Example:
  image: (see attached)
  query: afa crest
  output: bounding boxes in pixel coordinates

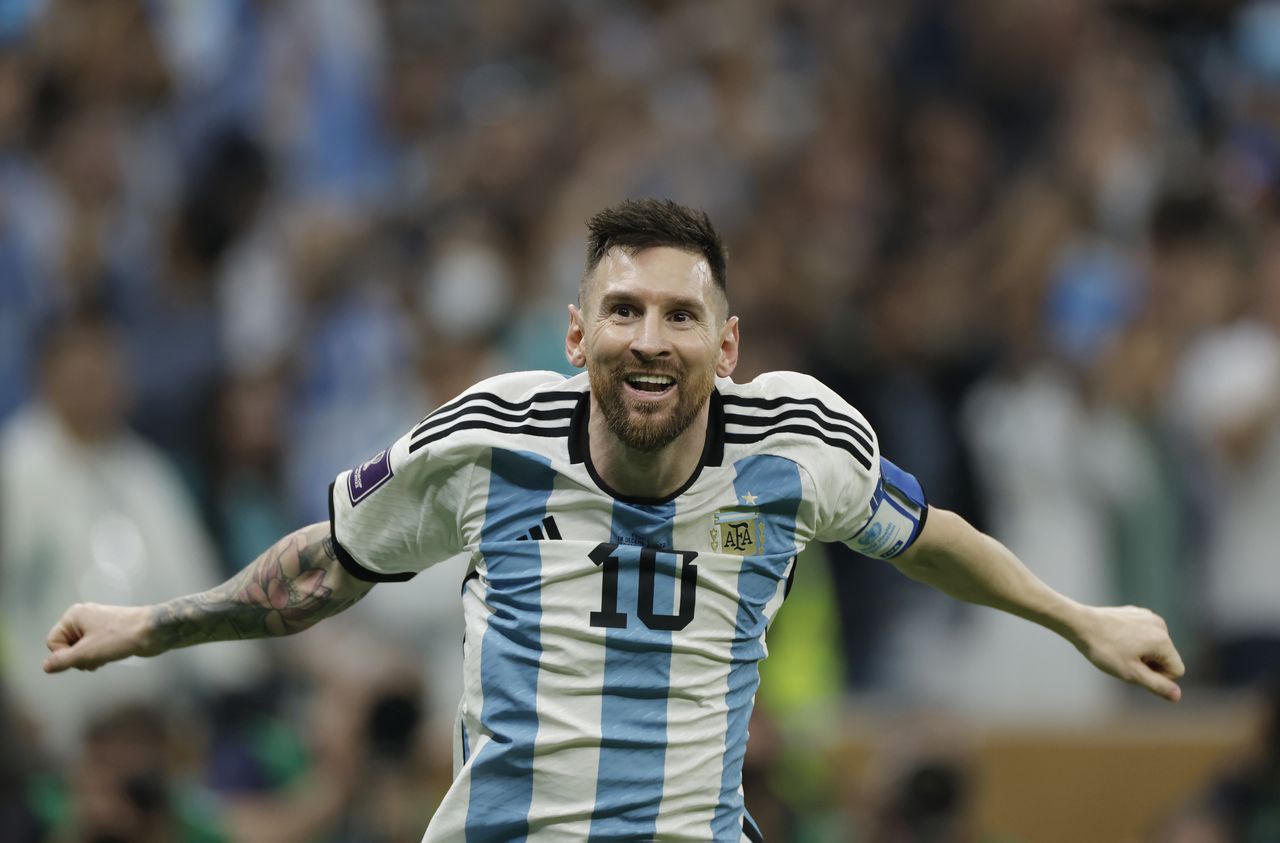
[710,508,766,556]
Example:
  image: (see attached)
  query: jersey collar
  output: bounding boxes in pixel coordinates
[568,389,725,505]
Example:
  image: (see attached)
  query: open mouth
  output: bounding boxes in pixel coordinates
[624,373,676,397]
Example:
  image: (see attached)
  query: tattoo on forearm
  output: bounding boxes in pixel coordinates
[150,526,367,649]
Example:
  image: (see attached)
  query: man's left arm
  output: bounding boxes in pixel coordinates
[890,506,1185,702]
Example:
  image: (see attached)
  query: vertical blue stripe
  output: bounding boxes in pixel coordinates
[712,456,801,839]
[465,449,557,842]
[589,499,678,841]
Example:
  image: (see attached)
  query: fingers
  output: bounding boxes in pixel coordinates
[44,633,111,673]
[43,644,84,674]
[1136,625,1185,702]
[1135,661,1182,703]
[44,609,84,673]
[42,603,107,673]
[1085,605,1188,702]
[44,605,84,672]
[1144,649,1186,682]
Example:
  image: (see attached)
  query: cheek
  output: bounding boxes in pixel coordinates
[683,333,722,363]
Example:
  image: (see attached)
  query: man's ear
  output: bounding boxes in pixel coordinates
[715,315,739,377]
[565,304,587,368]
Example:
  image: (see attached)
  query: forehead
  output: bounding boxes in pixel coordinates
[585,246,718,309]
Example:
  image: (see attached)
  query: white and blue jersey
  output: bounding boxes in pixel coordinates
[328,370,927,842]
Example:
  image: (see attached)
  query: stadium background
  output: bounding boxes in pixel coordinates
[2,0,1279,840]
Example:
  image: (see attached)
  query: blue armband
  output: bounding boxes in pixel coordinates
[848,457,928,559]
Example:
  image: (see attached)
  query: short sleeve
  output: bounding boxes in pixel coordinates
[328,422,473,583]
[786,374,928,560]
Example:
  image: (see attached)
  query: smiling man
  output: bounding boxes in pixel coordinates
[571,214,736,497]
[43,199,1184,842]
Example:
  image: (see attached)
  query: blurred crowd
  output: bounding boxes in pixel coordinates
[3,0,1280,840]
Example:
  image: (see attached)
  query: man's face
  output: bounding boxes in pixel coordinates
[567,246,738,452]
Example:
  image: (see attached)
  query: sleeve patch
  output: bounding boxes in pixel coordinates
[849,458,927,559]
[347,447,393,505]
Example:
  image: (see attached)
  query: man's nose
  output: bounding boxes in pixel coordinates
[629,312,671,360]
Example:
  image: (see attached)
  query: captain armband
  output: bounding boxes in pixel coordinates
[848,457,928,559]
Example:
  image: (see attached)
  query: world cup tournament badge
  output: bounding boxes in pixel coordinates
[710,505,766,556]
[348,447,393,505]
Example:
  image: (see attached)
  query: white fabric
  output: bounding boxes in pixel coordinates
[329,370,894,841]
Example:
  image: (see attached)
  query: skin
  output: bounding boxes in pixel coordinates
[566,246,739,499]
[44,523,370,673]
[45,244,1184,702]
[892,509,1185,701]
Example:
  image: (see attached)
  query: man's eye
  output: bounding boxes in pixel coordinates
[671,311,692,323]
[612,305,635,318]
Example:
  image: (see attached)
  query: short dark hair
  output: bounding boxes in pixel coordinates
[582,198,728,300]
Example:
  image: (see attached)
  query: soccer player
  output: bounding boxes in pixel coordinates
[43,199,1184,841]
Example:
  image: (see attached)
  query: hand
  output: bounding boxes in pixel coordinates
[1073,605,1185,702]
[43,603,156,673]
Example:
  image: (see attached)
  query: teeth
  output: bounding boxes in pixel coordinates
[629,375,675,385]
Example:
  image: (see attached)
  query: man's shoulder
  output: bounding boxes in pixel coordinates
[717,371,877,473]
[405,371,585,458]
[718,370,854,407]
[457,370,587,403]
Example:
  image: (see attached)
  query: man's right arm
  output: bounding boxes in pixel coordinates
[43,522,373,673]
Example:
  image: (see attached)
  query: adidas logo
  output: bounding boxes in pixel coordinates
[516,516,562,542]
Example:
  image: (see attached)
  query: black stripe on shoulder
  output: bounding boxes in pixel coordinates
[412,390,580,438]
[720,393,872,440]
[743,815,764,842]
[408,419,571,453]
[724,425,872,470]
[414,403,575,439]
[723,407,873,455]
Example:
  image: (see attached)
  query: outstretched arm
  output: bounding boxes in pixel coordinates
[44,522,373,673]
[891,507,1185,701]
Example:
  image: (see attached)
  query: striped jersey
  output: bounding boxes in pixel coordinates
[328,370,928,842]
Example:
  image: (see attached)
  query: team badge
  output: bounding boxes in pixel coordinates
[348,447,393,505]
[710,498,765,556]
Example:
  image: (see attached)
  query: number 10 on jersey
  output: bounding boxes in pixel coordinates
[589,543,699,631]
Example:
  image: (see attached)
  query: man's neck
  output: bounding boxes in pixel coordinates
[587,401,710,500]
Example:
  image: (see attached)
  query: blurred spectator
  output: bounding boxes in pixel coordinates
[1171,203,1280,686]
[0,682,44,843]
[206,369,295,579]
[0,305,259,758]
[339,679,441,841]
[814,239,993,696]
[1201,677,1280,841]
[1148,805,1233,843]
[858,716,986,843]
[1084,317,1195,658]
[954,347,1121,720]
[1152,677,1280,842]
[275,201,423,524]
[119,126,271,476]
[34,704,224,843]
[283,619,453,841]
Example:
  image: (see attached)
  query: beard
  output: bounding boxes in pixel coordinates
[588,360,716,452]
